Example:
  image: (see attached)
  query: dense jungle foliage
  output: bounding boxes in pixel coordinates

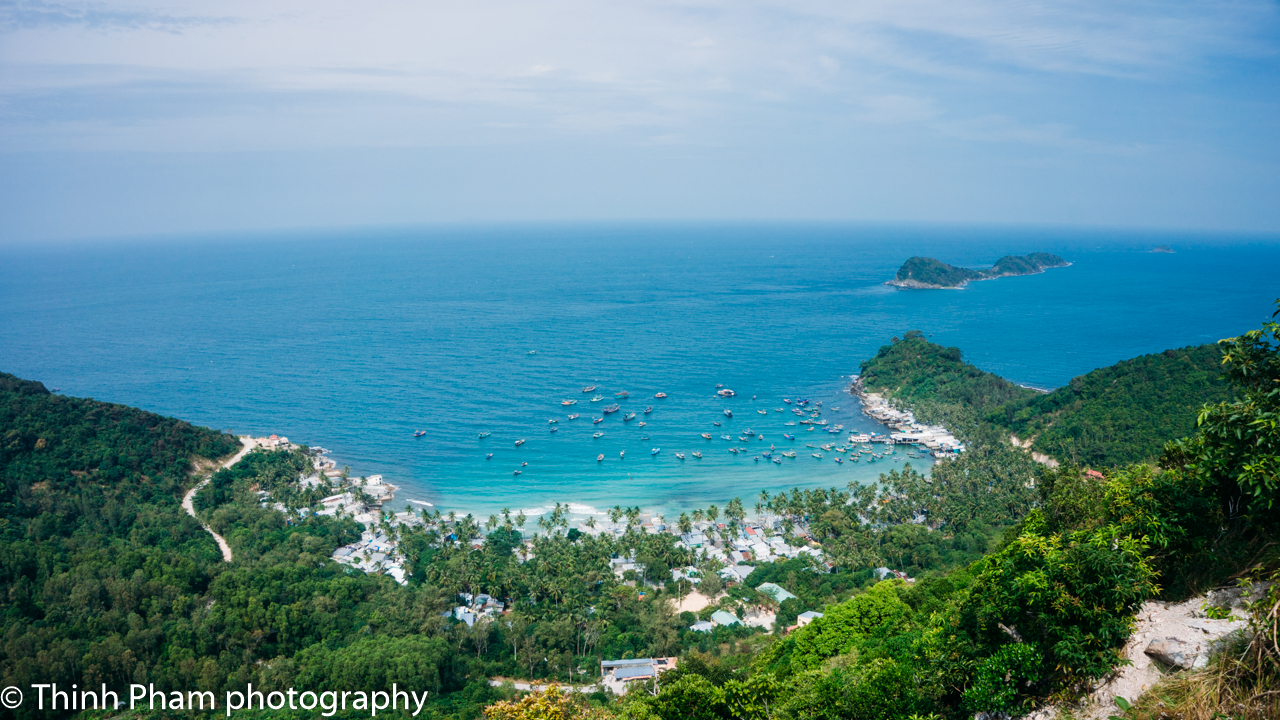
[989,344,1231,466]
[858,331,1037,413]
[860,332,1232,468]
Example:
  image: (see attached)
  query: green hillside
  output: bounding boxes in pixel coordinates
[988,344,1230,466]
[858,331,1037,413]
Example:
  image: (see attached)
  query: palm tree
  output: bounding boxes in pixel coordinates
[585,517,597,529]
[678,512,692,535]
[692,509,705,524]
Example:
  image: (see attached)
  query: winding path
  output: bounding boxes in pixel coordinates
[183,436,256,562]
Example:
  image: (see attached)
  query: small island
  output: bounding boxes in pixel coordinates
[886,252,1070,289]
[1152,245,1176,253]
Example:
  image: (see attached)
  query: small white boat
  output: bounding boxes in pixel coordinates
[591,395,604,402]
[568,413,579,419]
[758,410,768,415]
[514,439,525,446]
[701,433,712,439]
[479,431,491,438]
[514,470,521,475]
[486,453,493,459]
[620,450,626,458]
[676,453,685,460]
[651,447,660,455]
[812,453,822,459]
[593,432,604,438]
[692,452,702,458]
[562,399,577,406]
[549,418,558,424]
[654,392,667,398]
[597,454,604,461]
[638,421,646,427]
[583,386,597,393]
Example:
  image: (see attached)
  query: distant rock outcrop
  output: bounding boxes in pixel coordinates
[886,252,1070,289]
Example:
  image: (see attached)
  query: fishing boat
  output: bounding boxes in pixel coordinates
[762,451,772,458]
[651,448,660,455]
[728,448,739,454]
[620,450,626,458]
[602,404,621,413]
[713,421,721,427]
[715,383,723,389]
[739,436,748,441]
[717,388,736,397]
[784,421,795,426]
[783,398,791,404]
[692,452,702,458]
[638,421,646,427]
[414,430,426,437]
[701,433,712,439]
[676,453,685,460]
[776,408,784,412]
[743,428,754,435]
[773,458,782,464]
[568,413,579,420]
[515,439,525,446]
[757,410,767,415]
[562,399,577,406]
[549,419,558,424]
[812,453,822,459]
[835,457,843,464]
[723,409,732,418]
[654,392,667,398]
[593,432,604,438]
[597,454,604,462]
[479,431,491,438]
[550,427,558,433]
[593,417,603,424]
[528,350,536,355]
[782,451,796,458]
[486,453,493,459]
[522,461,528,466]
[615,391,629,398]
[624,413,636,421]
[582,386,597,393]
[644,407,653,414]
[640,436,650,441]
[721,435,732,441]
[514,470,522,475]
[783,433,794,440]
[591,395,604,402]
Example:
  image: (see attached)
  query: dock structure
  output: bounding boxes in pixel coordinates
[851,377,965,459]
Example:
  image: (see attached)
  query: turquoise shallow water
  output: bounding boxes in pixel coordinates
[2,223,1277,519]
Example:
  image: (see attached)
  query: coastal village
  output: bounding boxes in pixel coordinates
[237,374,964,693]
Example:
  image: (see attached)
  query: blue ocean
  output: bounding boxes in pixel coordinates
[2,224,1277,520]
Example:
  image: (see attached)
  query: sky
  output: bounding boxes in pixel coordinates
[1,0,1278,241]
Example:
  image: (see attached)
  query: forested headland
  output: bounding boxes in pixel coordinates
[2,302,1278,720]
